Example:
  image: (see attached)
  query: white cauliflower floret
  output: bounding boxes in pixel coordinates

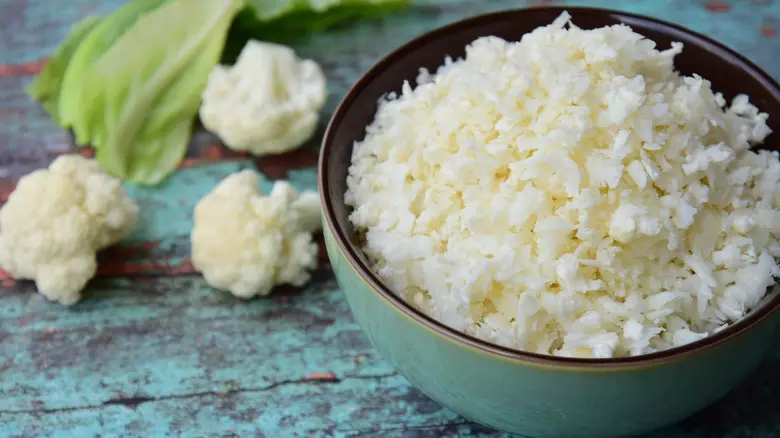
[0,155,139,305]
[199,40,327,156]
[191,169,322,298]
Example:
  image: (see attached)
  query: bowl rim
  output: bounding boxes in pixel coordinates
[318,5,780,368]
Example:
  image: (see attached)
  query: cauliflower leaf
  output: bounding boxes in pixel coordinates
[223,0,410,62]
[88,0,245,185]
[26,15,101,125]
[57,0,168,146]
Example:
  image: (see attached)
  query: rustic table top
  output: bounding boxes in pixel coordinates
[1,0,779,436]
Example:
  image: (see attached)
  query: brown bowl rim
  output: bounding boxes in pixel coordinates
[318,6,780,368]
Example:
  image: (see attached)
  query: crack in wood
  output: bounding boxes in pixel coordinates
[1,372,399,415]
[338,421,485,436]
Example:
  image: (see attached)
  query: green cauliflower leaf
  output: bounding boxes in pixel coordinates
[89,0,246,185]
[26,15,101,124]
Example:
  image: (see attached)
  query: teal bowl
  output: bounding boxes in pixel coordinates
[318,7,780,438]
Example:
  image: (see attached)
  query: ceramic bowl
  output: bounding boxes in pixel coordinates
[318,7,780,438]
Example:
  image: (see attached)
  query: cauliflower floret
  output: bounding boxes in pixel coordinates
[0,155,139,305]
[191,169,322,298]
[199,40,327,156]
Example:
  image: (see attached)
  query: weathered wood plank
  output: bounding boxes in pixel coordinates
[0,274,383,410]
[1,0,779,436]
[0,270,485,436]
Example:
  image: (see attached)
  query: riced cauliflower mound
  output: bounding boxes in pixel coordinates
[344,12,780,358]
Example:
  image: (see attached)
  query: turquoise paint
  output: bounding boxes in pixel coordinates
[122,161,253,244]
[0,0,779,436]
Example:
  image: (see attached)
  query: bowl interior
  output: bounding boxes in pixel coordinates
[321,7,780,363]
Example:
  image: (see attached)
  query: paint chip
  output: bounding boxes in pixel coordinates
[0,59,46,77]
[704,0,731,12]
[307,372,338,381]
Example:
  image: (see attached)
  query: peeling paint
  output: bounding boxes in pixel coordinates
[307,372,339,381]
[0,59,45,76]
[703,1,731,12]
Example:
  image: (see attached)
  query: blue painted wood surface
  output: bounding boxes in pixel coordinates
[0,0,778,436]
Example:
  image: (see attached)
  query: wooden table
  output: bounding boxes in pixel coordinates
[1,0,779,436]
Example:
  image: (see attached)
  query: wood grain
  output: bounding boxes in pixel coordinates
[1,0,779,436]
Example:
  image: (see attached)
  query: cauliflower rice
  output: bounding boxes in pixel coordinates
[344,12,780,358]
